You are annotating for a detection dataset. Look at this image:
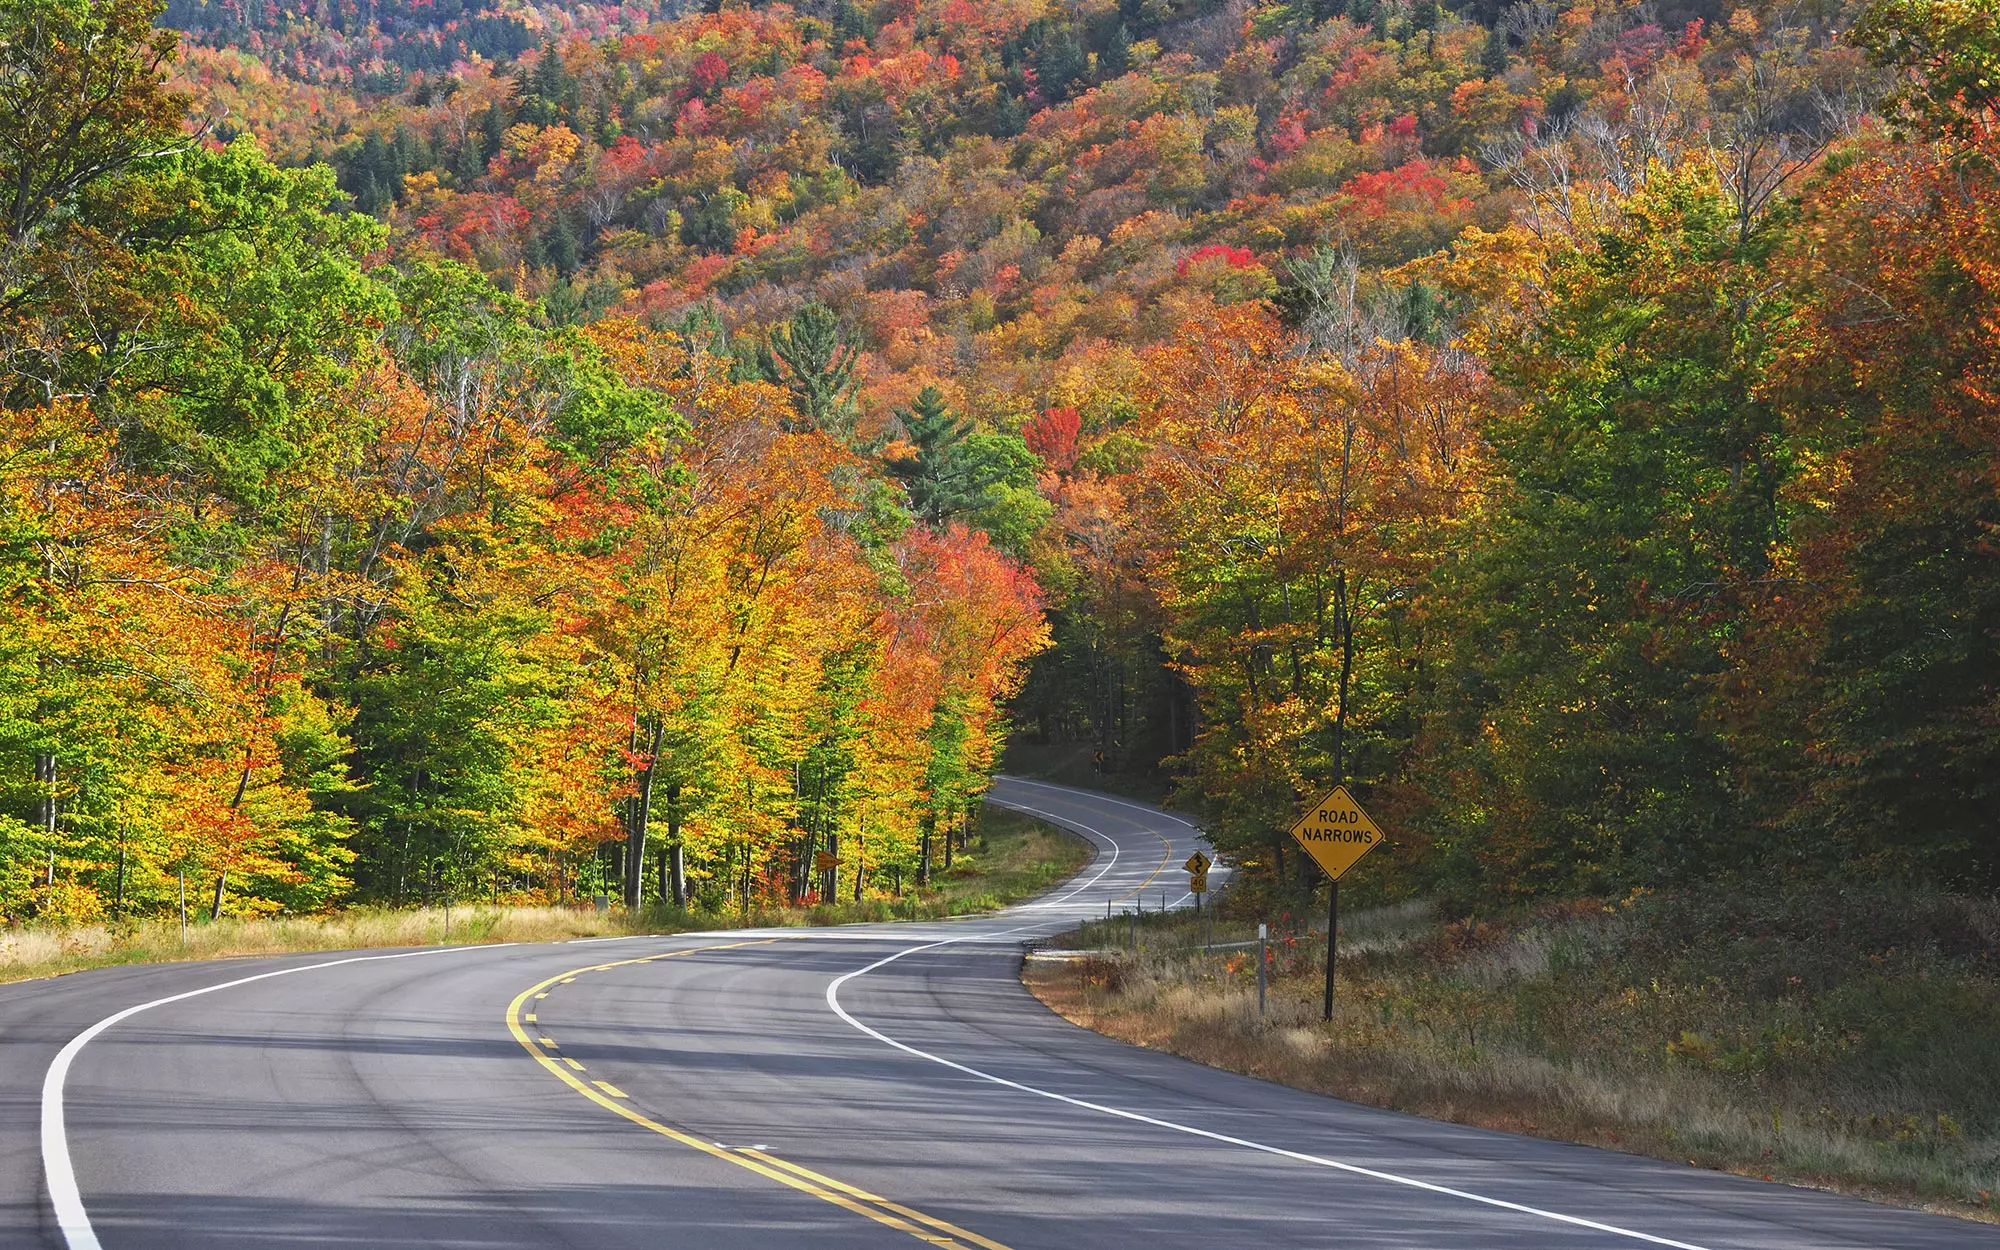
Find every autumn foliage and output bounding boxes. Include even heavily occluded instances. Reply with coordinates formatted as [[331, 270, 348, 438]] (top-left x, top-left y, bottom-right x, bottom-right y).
[[4, 0, 1999, 925]]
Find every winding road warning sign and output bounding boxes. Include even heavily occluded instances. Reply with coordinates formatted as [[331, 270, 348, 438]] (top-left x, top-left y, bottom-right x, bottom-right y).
[[1287, 786, 1384, 881]]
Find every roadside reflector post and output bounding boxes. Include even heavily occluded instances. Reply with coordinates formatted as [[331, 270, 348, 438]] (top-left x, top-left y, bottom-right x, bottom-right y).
[[1285, 786, 1385, 1024], [1257, 922, 1267, 1019]]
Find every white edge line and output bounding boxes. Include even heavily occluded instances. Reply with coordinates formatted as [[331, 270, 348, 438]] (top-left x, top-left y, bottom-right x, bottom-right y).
[[42, 942, 517, 1250], [826, 941, 1715, 1250], [981, 800, 1120, 909]]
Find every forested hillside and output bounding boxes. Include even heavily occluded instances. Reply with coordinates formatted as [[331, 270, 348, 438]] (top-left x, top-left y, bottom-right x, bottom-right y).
[[2, 0, 1994, 923]]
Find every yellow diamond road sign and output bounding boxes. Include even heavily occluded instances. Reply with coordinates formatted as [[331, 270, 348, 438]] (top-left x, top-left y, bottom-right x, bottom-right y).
[[1184, 851, 1211, 874], [1288, 786, 1384, 881]]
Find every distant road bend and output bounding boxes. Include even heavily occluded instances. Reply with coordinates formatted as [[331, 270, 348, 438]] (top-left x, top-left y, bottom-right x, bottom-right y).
[[4, 777, 1990, 1249]]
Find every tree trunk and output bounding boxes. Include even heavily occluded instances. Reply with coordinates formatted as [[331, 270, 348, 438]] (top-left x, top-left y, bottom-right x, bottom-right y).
[[34, 752, 55, 837], [1332, 570, 1355, 786], [210, 871, 227, 921], [666, 784, 685, 907], [624, 717, 665, 909]]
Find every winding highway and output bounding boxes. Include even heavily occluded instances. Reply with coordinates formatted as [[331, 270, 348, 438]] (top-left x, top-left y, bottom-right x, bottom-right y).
[[1, 777, 1990, 1249]]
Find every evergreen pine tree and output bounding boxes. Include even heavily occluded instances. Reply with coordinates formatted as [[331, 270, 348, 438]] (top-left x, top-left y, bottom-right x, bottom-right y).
[[543, 216, 579, 275], [672, 302, 731, 361], [453, 139, 486, 187], [1101, 22, 1131, 78], [763, 302, 859, 436], [887, 386, 972, 525], [992, 91, 1029, 138], [1481, 25, 1510, 78], [1036, 25, 1088, 102], [480, 102, 508, 160]]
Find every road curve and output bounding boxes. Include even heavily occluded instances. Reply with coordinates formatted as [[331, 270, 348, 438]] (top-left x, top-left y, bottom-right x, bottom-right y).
[[0, 776, 1988, 1249]]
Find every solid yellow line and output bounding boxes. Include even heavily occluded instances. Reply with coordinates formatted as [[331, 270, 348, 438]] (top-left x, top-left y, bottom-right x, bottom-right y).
[[505, 942, 1006, 1250], [740, 1149, 1013, 1250]]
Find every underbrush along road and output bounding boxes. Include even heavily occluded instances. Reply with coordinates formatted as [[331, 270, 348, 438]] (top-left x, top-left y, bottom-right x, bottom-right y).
[[1, 777, 1987, 1248]]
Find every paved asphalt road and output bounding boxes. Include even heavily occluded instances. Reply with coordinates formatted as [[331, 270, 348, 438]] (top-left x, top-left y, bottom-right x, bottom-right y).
[[1, 776, 1992, 1249]]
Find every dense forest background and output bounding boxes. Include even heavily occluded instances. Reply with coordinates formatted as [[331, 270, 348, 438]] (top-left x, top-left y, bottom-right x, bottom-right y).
[[2, 0, 1995, 923]]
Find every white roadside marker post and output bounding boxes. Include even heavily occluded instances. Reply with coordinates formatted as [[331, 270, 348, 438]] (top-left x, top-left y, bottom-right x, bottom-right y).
[[1257, 922, 1267, 1019]]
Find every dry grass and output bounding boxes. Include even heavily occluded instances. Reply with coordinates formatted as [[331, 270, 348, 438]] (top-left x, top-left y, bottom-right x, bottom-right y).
[[1, 811, 1091, 985], [0, 905, 678, 984], [1029, 898, 2000, 1223]]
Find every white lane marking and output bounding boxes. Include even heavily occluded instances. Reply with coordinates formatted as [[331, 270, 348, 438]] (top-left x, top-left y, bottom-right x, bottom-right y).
[[826, 941, 1714, 1250], [42, 943, 517, 1250]]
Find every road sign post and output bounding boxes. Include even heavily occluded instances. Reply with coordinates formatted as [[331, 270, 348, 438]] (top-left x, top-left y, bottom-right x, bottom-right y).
[[1185, 852, 1210, 918], [1325, 881, 1337, 1025], [1286, 786, 1385, 1022]]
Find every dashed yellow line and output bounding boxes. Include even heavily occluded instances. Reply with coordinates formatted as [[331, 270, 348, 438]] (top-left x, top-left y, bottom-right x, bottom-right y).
[[506, 942, 1012, 1250]]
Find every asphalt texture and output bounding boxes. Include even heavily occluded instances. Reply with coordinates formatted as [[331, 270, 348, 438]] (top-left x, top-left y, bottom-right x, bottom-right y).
[[2, 776, 1993, 1249]]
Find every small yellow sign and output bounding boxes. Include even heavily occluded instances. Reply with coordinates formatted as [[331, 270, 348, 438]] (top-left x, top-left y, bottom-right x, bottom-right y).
[[814, 850, 841, 871], [1189, 871, 1209, 894], [1184, 851, 1211, 874], [1287, 786, 1385, 881]]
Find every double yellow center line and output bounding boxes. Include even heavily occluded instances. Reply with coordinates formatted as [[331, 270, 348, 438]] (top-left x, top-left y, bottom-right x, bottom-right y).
[[504, 940, 1013, 1250]]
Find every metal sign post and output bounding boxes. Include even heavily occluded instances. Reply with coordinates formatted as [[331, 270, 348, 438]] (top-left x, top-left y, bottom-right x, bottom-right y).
[[1286, 786, 1386, 1022], [1184, 851, 1210, 920], [1323, 881, 1337, 1024]]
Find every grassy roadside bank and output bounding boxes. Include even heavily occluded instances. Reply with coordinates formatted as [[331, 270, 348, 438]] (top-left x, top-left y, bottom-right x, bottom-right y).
[[1, 807, 1090, 986], [1024, 886, 2000, 1222]]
